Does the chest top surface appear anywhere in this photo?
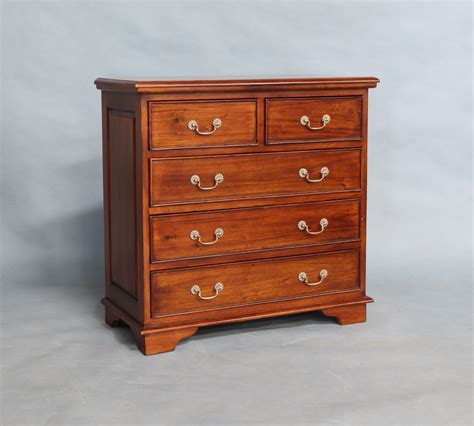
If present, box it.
[95,76,380,93]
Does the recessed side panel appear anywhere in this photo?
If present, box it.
[108,109,137,298]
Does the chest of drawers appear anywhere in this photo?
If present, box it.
[95,76,379,355]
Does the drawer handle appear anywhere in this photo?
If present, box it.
[188,118,222,135]
[191,282,224,300]
[190,173,224,191]
[298,218,328,235]
[299,166,329,183]
[190,228,224,246]
[300,114,331,130]
[298,269,328,286]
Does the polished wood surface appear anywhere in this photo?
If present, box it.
[102,297,198,355]
[96,76,378,355]
[150,149,361,206]
[322,303,367,325]
[266,97,362,144]
[107,109,137,298]
[95,76,380,93]
[150,199,360,262]
[102,295,372,355]
[149,100,257,150]
[151,250,360,317]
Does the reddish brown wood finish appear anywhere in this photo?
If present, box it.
[108,109,137,298]
[266,97,362,144]
[95,76,379,355]
[136,327,199,355]
[149,100,257,150]
[150,199,360,262]
[95,76,379,93]
[150,149,361,206]
[151,250,360,317]
[322,303,367,324]
[102,298,197,355]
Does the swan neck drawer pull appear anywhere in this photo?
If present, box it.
[190,173,224,191]
[188,118,222,135]
[299,166,329,183]
[191,283,224,300]
[298,218,328,235]
[300,114,331,130]
[298,270,328,286]
[190,228,224,246]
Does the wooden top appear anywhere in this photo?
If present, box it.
[94,76,380,93]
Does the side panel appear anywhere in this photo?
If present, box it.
[102,92,142,321]
[108,109,137,297]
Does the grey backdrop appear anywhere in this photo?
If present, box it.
[1,1,472,425]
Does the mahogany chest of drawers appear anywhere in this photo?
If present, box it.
[95,76,379,355]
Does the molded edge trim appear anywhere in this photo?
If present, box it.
[94,77,380,93]
[101,295,373,335]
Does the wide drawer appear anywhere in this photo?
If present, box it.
[149,100,257,150]
[266,97,362,144]
[150,200,360,262]
[150,149,361,206]
[151,250,360,317]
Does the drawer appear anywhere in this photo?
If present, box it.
[151,250,360,317]
[150,200,360,262]
[266,97,362,144]
[149,100,257,150]
[150,149,361,206]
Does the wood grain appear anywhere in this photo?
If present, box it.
[150,149,361,206]
[95,76,380,93]
[137,327,198,355]
[322,303,367,324]
[149,100,257,150]
[151,250,360,317]
[266,96,362,144]
[96,76,378,355]
[108,109,137,298]
[150,199,360,262]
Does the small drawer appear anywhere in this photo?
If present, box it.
[149,100,257,150]
[151,250,360,317]
[266,97,362,144]
[150,149,361,206]
[150,200,360,262]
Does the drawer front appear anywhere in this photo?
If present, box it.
[149,100,257,150]
[150,200,360,262]
[150,149,361,206]
[151,250,360,317]
[266,97,362,144]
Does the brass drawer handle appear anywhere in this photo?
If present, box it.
[298,218,328,235]
[191,282,224,300]
[300,114,331,130]
[299,166,329,183]
[190,228,224,246]
[298,269,328,286]
[188,118,222,135]
[190,173,224,191]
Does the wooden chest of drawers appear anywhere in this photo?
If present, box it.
[95,76,379,355]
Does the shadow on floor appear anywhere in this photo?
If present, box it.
[192,310,335,341]
[106,310,337,352]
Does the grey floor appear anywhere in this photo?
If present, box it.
[2,261,472,426]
